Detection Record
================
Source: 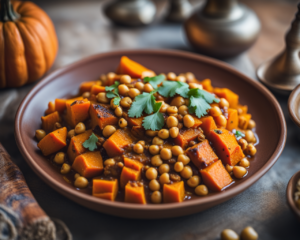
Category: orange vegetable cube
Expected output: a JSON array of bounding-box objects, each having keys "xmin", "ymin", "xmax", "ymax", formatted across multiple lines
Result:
[
  {"xmin": 174, "ymin": 128, "xmax": 201, "ymax": 149},
  {"xmin": 163, "ymin": 181, "xmax": 185, "ymax": 203},
  {"xmin": 45, "ymin": 101, "xmax": 55, "ymax": 115},
  {"xmin": 214, "ymin": 88, "xmax": 239, "ymax": 108},
  {"xmin": 123, "ymin": 112, "xmax": 143, "ymax": 127},
  {"xmin": 192, "ymin": 116, "xmax": 202, "ymax": 128},
  {"xmin": 55, "ymin": 99, "xmax": 66, "ymax": 113},
  {"xmin": 89, "ymin": 104, "xmax": 118, "ymax": 130},
  {"xmin": 120, "ymin": 167, "xmax": 141, "ymax": 189},
  {"xmin": 103, "ymin": 129, "xmax": 135, "ymax": 157},
  {"xmin": 72, "ymin": 151, "xmax": 103, "ymax": 178},
  {"xmin": 201, "ymin": 79, "xmax": 214, "ymax": 92},
  {"xmin": 79, "ymin": 81, "xmax": 98, "ymax": 93},
  {"xmin": 37, "ymin": 127, "xmax": 67, "ymax": 156},
  {"xmin": 239, "ymin": 113, "xmax": 252, "ymax": 130},
  {"xmin": 199, "ymin": 116, "xmax": 217, "ymax": 138},
  {"xmin": 124, "ymin": 158, "xmax": 144, "ymax": 171},
  {"xmin": 200, "ymin": 160, "xmax": 233, "ymax": 192},
  {"xmin": 186, "ymin": 140, "xmax": 218, "ymax": 169},
  {"xmin": 226, "ymin": 108, "xmax": 238, "ymax": 131},
  {"xmin": 237, "ymin": 104, "xmax": 248, "ymax": 115},
  {"xmin": 209, "ymin": 129, "xmax": 244, "ymax": 166},
  {"xmin": 66, "ymin": 98, "xmax": 90, "ymax": 127},
  {"xmin": 131, "ymin": 126, "xmax": 145, "ymax": 139},
  {"xmin": 93, "ymin": 179, "xmax": 118, "ymax": 201},
  {"xmin": 90, "ymin": 85, "xmax": 106, "ymax": 95},
  {"xmin": 41, "ymin": 111, "xmax": 60, "ymax": 133},
  {"xmin": 125, "ymin": 182, "xmax": 146, "ymax": 204}
]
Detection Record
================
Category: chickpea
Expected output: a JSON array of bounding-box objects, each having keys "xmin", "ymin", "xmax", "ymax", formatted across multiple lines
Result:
[
  {"xmin": 110, "ymin": 98, "xmax": 118, "ymax": 109},
  {"xmin": 118, "ymin": 118, "xmax": 128, "ymax": 128},
  {"xmin": 114, "ymin": 106, "xmax": 123, "ymax": 117},
  {"xmin": 226, "ymin": 164, "xmax": 233, "ymax": 173},
  {"xmin": 169, "ymin": 127, "xmax": 179, "ymax": 138},
  {"xmin": 239, "ymin": 116, "xmax": 248, "ymax": 129},
  {"xmin": 240, "ymin": 226, "xmax": 258, "ymax": 240},
  {"xmin": 159, "ymin": 173, "xmax": 170, "ymax": 185},
  {"xmin": 239, "ymin": 158, "xmax": 250, "ymax": 168},
  {"xmin": 160, "ymin": 102, "xmax": 169, "ymax": 113},
  {"xmin": 97, "ymin": 92, "xmax": 109, "ymax": 103},
  {"xmin": 149, "ymin": 145, "xmax": 160, "ymax": 155},
  {"xmin": 159, "ymin": 164, "xmax": 170, "ymax": 174},
  {"xmin": 219, "ymin": 98, "xmax": 229, "ymax": 108},
  {"xmin": 178, "ymin": 105, "xmax": 188, "ymax": 116},
  {"xmin": 188, "ymin": 83, "xmax": 203, "ymax": 90},
  {"xmin": 245, "ymin": 144, "xmax": 257, "ymax": 156},
  {"xmin": 144, "ymin": 83, "xmax": 154, "ymax": 93},
  {"xmin": 146, "ymin": 130, "xmax": 158, "ymax": 137},
  {"xmin": 151, "ymin": 155, "xmax": 163, "ymax": 167},
  {"xmin": 35, "ymin": 129, "xmax": 46, "ymax": 141},
  {"xmin": 120, "ymin": 97, "xmax": 132, "ymax": 108},
  {"xmin": 151, "ymin": 191, "xmax": 162, "ymax": 204},
  {"xmin": 134, "ymin": 82, "xmax": 144, "ymax": 91},
  {"xmin": 158, "ymin": 129, "xmax": 169, "ymax": 139},
  {"xmin": 75, "ymin": 122, "xmax": 86, "ymax": 135},
  {"xmin": 195, "ymin": 185, "xmax": 208, "ymax": 196},
  {"xmin": 149, "ymin": 179, "xmax": 160, "ymax": 191},
  {"xmin": 54, "ymin": 122, "xmax": 62, "ymax": 130},
  {"xmin": 103, "ymin": 125, "xmax": 116, "ymax": 137},
  {"xmin": 245, "ymin": 130, "xmax": 255, "ymax": 143},
  {"xmin": 137, "ymin": 140, "xmax": 145, "ymax": 146},
  {"xmin": 117, "ymin": 162, "xmax": 124, "ymax": 168},
  {"xmin": 167, "ymin": 106, "xmax": 178, "ymax": 115},
  {"xmin": 54, "ymin": 152, "xmax": 65, "ymax": 164},
  {"xmin": 74, "ymin": 176, "xmax": 89, "ymax": 189},
  {"xmin": 118, "ymin": 84, "xmax": 129, "ymax": 96},
  {"xmin": 221, "ymin": 229, "xmax": 239, "ymax": 240},
  {"xmin": 233, "ymin": 166, "xmax": 247, "ymax": 179},
  {"xmin": 67, "ymin": 129, "xmax": 75, "ymax": 139},
  {"xmin": 183, "ymin": 115, "xmax": 195, "ymax": 128},
  {"xmin": 152, "ymin": 136, "xmax": 164, "ymax": 145},
  {"xmin": 180, "ymin": 166, "xmax": 193, "ymax": 179},
  {"xmin": 167, "ymin": 72, "xmax": 176, "ymax": 80},
  {"xmin": 185, "ymin": 72, "xmax": 195, "ymax": 81},
  {"xmin": 146, "ymin": 167, "xmax": 158, "ymax": 180},
  {"xmin": 160, "ymin": 148, "xmax": 172, "ymax": 160},
  {"xmin": 120, "ymin": 74, "xmax": 131, "ymax": 84},
  {"xmin": 215, "ymin": 115, "xmax": 227, "ymax": 127},
  {"xmin": 74, "ymin": 173, "xmax": 81, "ymax": 179},
  {"xmin": 171, "ymin": 146, "xmax": 184, "ymax": 156},
  {"xmin": 238, "ymin": 138, "xmax": 248, "ymax": 151},
  {"xmin": 104, "ymin": 158, "xmax": 116, "ymax": 166},
  {"xmin": 209, "ymin": 106, "xmax": 222, "ymax": 117},
  {"xmin": 176, "ymin": 75, "xmax": 186, "ymax": 82},
  {"xmin": 187, "ymin": 175, "xmax": 200, "ymax": 188},
  {"xmin": 128, "ymin": 88, "xmax": 140, "ymax": 99},
  {"xmin": 177, "ymin": 154, "xmax": 190, "ymax": 165},
  {"xmin": 174, "ymin": 162, "xmax": 184, "ymax": 172},
  {"xmin": 170, "ymin": 96, "xmax": 185, "ymax": 107},
  {"xmin": 60, "ymin": 163, "xmax": 71, "ymax": 174},
  {"xmin": 107, "ymin": 72, "xmax": 116, "ymax": 81},
  {"xmin": 133, "ymin": 143, "xmax": 144, "ymax": 154},
  {"xmin": 166, "ymin": 116, "xmax": 178, "ymax": 128},
  {"xmin": 248, "ymin": 119, "xmax": 256, "ymax": 129}
]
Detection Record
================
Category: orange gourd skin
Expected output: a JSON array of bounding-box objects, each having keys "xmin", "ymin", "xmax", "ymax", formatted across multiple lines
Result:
[
  {"xmin": 0, "ymin": 1, "xmax": 58, "ymax": 88},
  {"xmin": 174, "ymin": 128, "xmax": 201, "ymax": 149},
  {"xmin": 125, "ymin": 182, "xmax": 146, "ymax": 204},
  {"xmin": 93, "ymin": 179, "xmax": 118, "ymax": 201},
  {"xmin": 163, "ymin": 181, "xmax": 185, "ymax": 203}
]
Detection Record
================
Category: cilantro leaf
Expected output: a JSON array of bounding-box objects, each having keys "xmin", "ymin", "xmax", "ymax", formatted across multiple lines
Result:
[
  {"xmin": 142, "ymin": 102, "xmax": 165, "ymax": 131},
  {"xmin": 105, "ymin": 81, "xmax": 119, "ymax": 92},
  {"xmin": 233, "ymin": 129, "xmax": 245, "ymax": 140},
  {"xmin": 128, "ymin": 92, "xmax": 156, "ymax": 118},
  {"xmin": 144, "ymin": 74, "xmax": 165, "ymax": 89},
  {"xmin": 106, "ymin": 92, "xmax": 117, "ymax": 98},
  {"xmin": 158, "ymin": 81, "xmax": 189, "ymax": 98},
  {"xmin": 82, "ymin": 133, "xmax": 98, "ymax": 151},
  {"xmin": 106, "ymin": 91, "xmax": 121, "ymax": 106}
]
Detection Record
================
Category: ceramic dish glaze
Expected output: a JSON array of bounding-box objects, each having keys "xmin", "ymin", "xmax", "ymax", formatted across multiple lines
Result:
[
  {"xmin": 15, "ymin": 49, "xmax": 286, "ymax": 219},
  {"xmin": 286, "ymin": 170, "xmax": 300, "ymax": 222},
  {"xmin": 288, "ymin": 84, "xmax": 300, "ymax": 128}
]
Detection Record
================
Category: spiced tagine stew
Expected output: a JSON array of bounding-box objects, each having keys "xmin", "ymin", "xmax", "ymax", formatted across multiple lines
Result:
[{"xmin": 35, "ymin": 56, "xmax": 258, "ymax": 204}]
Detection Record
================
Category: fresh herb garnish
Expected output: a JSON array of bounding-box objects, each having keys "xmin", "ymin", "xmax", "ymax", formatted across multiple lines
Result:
[
  {"xmin": 105, "ymin": 81, "xmax": 119, "ymax": 93},
  {"xmin": 105, "ymin": 81, "xmax": 120, "ymax": 106},
  {"xmin": 128, "ymin": 91, "xmax": 157, "ymax": 118},
  {"xmin": 142, "ymin": 102, "xmax": 165, "ymax": 131},
  {"xmin": 82, "ymin": 133, "xmax": 98, "ymax": 151},
  {"xmin": 233, "ymin": 129, "xmax": 245, "ymax": 140},
  {"xmin": 158, "ymin": 81, "xmax": 189, "ymax": 98},
  {"xmin": 144, "ymin": 74, "xmax": 165, "ymax": 89}
]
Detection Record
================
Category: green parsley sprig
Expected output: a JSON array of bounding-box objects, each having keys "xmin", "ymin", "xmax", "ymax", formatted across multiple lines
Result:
[
  {"xmin": 233, "ymin": 129, "xmax": 245, "ymax": 140},
  {"xmin": 82, "ymin": 133, "xmax": 98, "ymax": 151},
  {"xmin": 105, "ymin": 81, "xmax": 120, "ymax": 106},
  {"xmin": 128, "ymin": 91, "xmax": 157, "ymax": 118},
  {"xmin": 158, "ymin": 81, "xmax": 189, "ymax": 98},
  {"xmin": 142, "ymin": 102, "xmax": 164, "ymax": 131},
  {"xmin": 144, "ymin": 74, "xmax": 165, "ymax": 89}
]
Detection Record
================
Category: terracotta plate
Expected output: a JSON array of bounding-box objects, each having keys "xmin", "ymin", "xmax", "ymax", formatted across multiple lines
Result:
[{"xmin": 15, "ymin": 49, "xmax": 286, "ymax": 219}]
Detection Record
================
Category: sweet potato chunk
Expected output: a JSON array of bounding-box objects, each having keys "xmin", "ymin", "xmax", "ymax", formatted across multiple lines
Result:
[
  {"xmin": 174, "ymin": 128, "xmax": 201, "ymax": 149},
  {"xmin": 200, "ymin": 160, "xmax": 233, "ymax": 192},
  {"xmin": 80, "ymin": 81, "xmax": 98, "ymax": 93},
  {"xmin": 239, "ymin": 113, "xmax": 252, "ymax": 130},
  {"xmin": 124, "ymin": 158, "xmax": 144, "ymax": 171},
  {"xmin": 125, "ymin": 182, "xmax": 146, "ymax": 204},
  {"xmin": 103, "ymin": 129, "xmax": 135, "ymax": 157},
  {"xmin": 192, "ymin": 116, "xmax": 202, "ymax": 128},
  {"xmin": 123, "ymin": 112, "xmax": 143, "ymax": 127},
  {"xmin": 201, "ymin": 79, "xmax": 214, "ymax": 92},
  {"xmin": 45, "ymin": 101, "xmax": 55, "ymax": 115},
  {"xmin": 66, "ymin": 98, "xmax": 90, "ymax": 127},
  {"xmin": 186, "ymin": 140, "xmax": 218, "ymax": 169},
  {"xmin": 226, "ymin": 108, "xmax": 238, "ymax": 131},
  {"xmin": 72, "ymin": 151, "xmax": 103, "ymax": 178},
  {"xmin": 90, "ymin": 85, "xmax": 106, "ymax": 95},
  {"xmin": 93, "ymin": 179, "xmax": 118, "ymax": 201},
  {"xmin": 41, "ymin": 111, "xmax": 60, "ymax": 133},
  {"xmin": 163, "ymin": 181, "xmax": 185, "ymax": 203},
  {"xmin": 209, "ymin": 129, "xmax": 244, "ymax": 166},
  {"xmin": 55, "ymin": 99, "xmax": 66, "ymax": 113},
  {"xmin": 120, "ymin": 167, "xmax": 141, "ymax": 189},
  {"xmin": 67, "ymin": 129, "xmax": 93, "ymax": 162},
  {"xmin": 237, "ymin": 104, "xmax": 248, "ymax": 115},
  {"xmin": 89, "ymin": 103, "xmax": 118, "ymax": 130},
  {"xmin": 199, "ymin": 116, "xmax": 217, "ymax": 138},
  {"xmin": 214, "ymin": 88, "xmax": 239, "ymax": 108},
  {"xmin": 37, "ymin": 127, "xmax": 67, "ymax": 156}
]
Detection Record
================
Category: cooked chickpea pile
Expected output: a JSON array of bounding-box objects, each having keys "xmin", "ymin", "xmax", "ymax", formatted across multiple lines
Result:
[
  {"xmin": 221, "ymin": 226, "xmax": 259, "ymax": 240},
  {"xmin": 36, "ymin": 68, "xmax": 258, "ymax": 204}
]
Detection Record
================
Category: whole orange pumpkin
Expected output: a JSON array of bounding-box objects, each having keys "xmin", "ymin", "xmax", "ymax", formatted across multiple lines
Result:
[{"xmin": 0, "ymin": 0, "xmax": 58, "ymax": 88}]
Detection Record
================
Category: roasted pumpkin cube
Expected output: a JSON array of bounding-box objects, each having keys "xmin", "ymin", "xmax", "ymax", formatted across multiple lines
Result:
[
  {"xmin": 239, "ymin": 114, "xmax": 252, "ymax": 130},
  {"xmin": 120, "ymin": 167, "xmax": 141, "ymax": 189},
  {"xmin": 125, "ymin": 182, "xmax": 146, "ymax": 204},
  {"xmin": 124, "ymin": 158, "xmax": 144, "ymax": 171},
  {"xmin": 37, "ymin": 127, "xmax": 67, "ymax": 156},
  {"xmin": 79, "ymin": 81, "xmax": 98, "ymax": 93},
  {"xmin": 186, "ymin": 140, "xmax": 218, "ymax": 169},
  {"xmin": 192, "ymin": 115, "xmax": 202, "ymax": 128},
  {"xmin": 214, "ymin": 88, "xmax": 239, "ymax": 108},
  {"xmin": 103, "ymin": 129, "xmax": 135, "ymax": 157},
  {"xmin": 89, "ymin": 103, "xmax": 118, "ymax": 130},
  {"xmin": 174, "ymin": 128, "xmax": 201, "ymax": 149},
  {"xmin": 72, "ymin": 151, "xmax": 103, "ymax": 178},
  {"xmin": 66, "ymin": 98, "xmax": 90, "ymax": 127},
  {"xmin": 131, "ymin": 126, "xmax": 145, "ymax": 139},
  {"xmin": 199, "ymin": 116, "xmax": 217, "ymax": 138},
  {"xmin": 226, "ymin": 108, "xmax": 238, "ymax": 131},
  {"xmin": 45, "ymin": 101, "xmax": 55, "ymax": 115},
  {"xmin": 237, "ymin": 104, "xmax": 248, "ymax": 115},
  {"xmin": 163, "ymin": 181, "xmax": 185, "ymax": 203},
  {"xmin": 123, "ymin": 112, "xmax": 143, "ymax": 127},
  {"xmin": 90, "ymin": 85, "xmax": 106, "ymax": 95},
  {"xmin": 200, "ymin": 160, "xmax": 233, "ymax": 192},
  {"xmin": 209, "ymin": 128, "xmax": 244, "ymax": 166},
  {"xmin": 93, "ymin": 179, "xmax": 118, "ymax": 201},
  {"xmin": 55, "ymin": 99, "xmax": 67, "ymax": 113},
  {"xmin": 201, "ymin": 79, "xmax": 214, "ymax": 92},
  {"xmin": 41, "ymin": 111, "xmax": 60, "ymax": 133}
]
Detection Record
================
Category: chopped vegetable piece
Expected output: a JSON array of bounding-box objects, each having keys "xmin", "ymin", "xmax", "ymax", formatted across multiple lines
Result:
[
  {"xmin": 226, "ymin": 108, "xmax": 238, "ymax": 131},
  {"xmin": 90, "ymin": 85, "xmax": 106, "ymax": 95},
  {"xmin": 120, "ymin": 167, "xmax": 141, "ymax": 188},
  {"xmin": 239, "ymin": 113, "xmax": 252, "ymax": 130},
  {"xmin": 174, "ymin": 128, "xmax": 201, "ymax": 149},
  {"xmin": 214, "ymin": 88, "xmax": 239, "ymax": 108},
  {"xmin": 82, "ymin": 133, "xmax": 98, "ymax": 151},
  {"xmin": 124, "ymin": 158, "xmax": 144, "ymax": 171},
  {"xmin": 66, "ymin": 98, "xmax": 90, "ymax": 128},
  {"xmin": 93, "ymin": 179, "xmax": 118, "ymax": 201},
  {"xmin": 45, "ymin": 101, "xmax": 55, "ymax": 115},
  {"xmin": 41, "ymin": 111, "xmax": 60, "ymax": 133},
  {"xmin": 199, "ymin": 116, "xmax": 217, "ymax": 138},
  {"xmin": 123, "ymin": 112, "xmax": 143, "ymax": 127},
  {"xmin": 89, "ymin": 103, "xmax": 118, "ymax": 130},
  {"xmin": 80, "ymin": 81, "xmax": 98, "ymax": 93},
  {"xmin": 192, "ymin": 115, "xmax": 202, "ymax": 128},
  {"xmin": 201, "ymin": 79, "xmax": 213, "ymax": 92},
  {"xmin": 125, "ymin": 182, "xmax": 146, "ymax": 204},
  {"xmin": 55, "ymin": 99, "xmax": 66, "ymax": 113},
  {"xmin": 163, "ymin": 181, "xmax": 185, "ymax": 203}
]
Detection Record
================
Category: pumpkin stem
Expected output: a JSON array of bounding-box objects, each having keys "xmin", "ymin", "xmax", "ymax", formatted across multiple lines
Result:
[{"xmin": 0, "ymin": 0, "xmax": 20, "ymax": 22}]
